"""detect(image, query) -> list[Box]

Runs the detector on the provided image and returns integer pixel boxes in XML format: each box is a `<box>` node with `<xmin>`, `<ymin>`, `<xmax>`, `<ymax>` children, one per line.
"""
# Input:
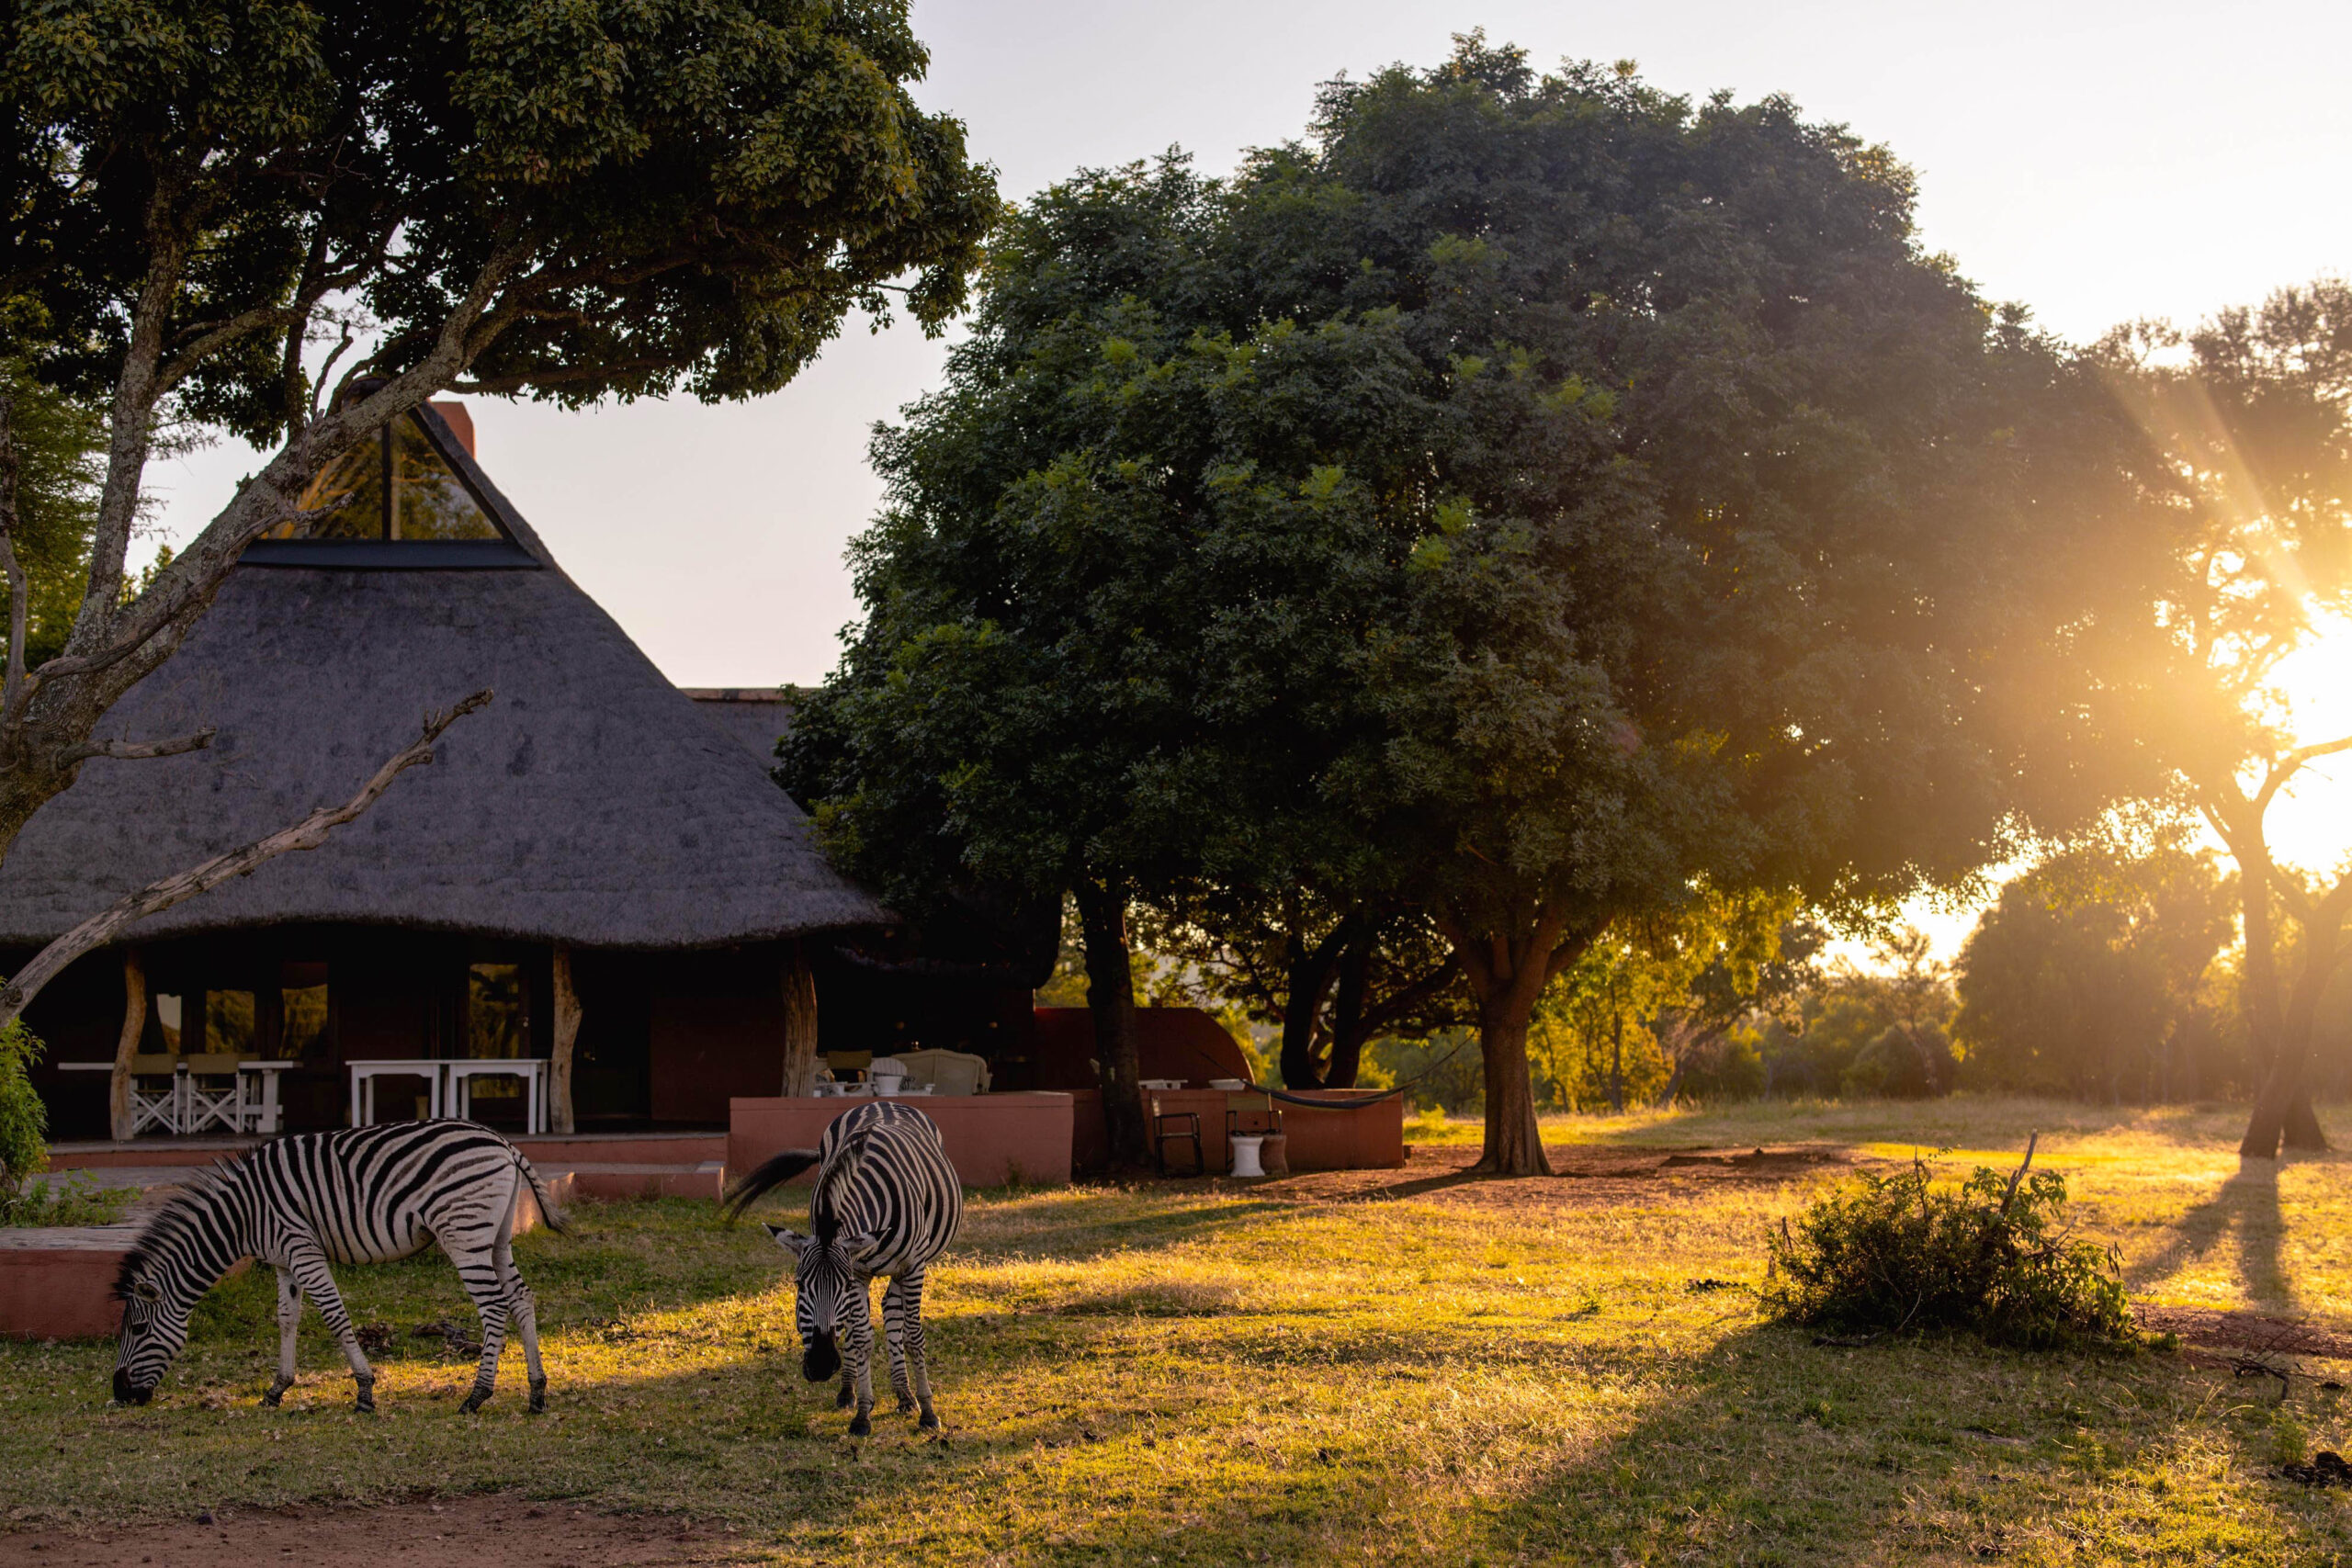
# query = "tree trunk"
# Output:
<box><xmin>1278</xmin><ymin>920</ymin><xmax>1350</xmax><ymax>1090</ymax></box>
<box><xmin>108</xmin><ymin>947</ymin><xmax>144</xmax><ymax>1142</ymax></box>
<box><xmin>1476</xmin><ymin>987</ymin><xmax>1551</xmax><ymax>1176</ymax></box>
<box><xmin>1326</xmin><ymin>925</ymin><xmax>1373</xmax><ymax>1089</ymax></box>
<box><xmin>548</xmin><ymin>944</ymin><xmax>581</xmax><ymax>1135</ymax></box>
<box><xmin>2242</xmin><ymin>921</ymin><xmax>2340</xmax><ymax>1157</ymax></box>
<box><xmin>1075</xmin><ymin>877</ymin><xmax>1148</xmax><ymax>1167</ymax></box>
<box><xmin>1608</xmin><ymin>1012</ymin><xmax>1624</xmax><ymax>1113</ymax></box>
<box><xmin>780</xmin><ymin>938</ymin><xmax>820</xmax><ymax>1097</ymax></box>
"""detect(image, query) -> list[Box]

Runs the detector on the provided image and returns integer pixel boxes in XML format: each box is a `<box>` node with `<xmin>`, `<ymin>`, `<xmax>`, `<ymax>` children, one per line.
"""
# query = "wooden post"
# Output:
<box><xmin>782</xmin><ymin>939</ymin><xmax>819</xmax><ymax>1097</ymax></box>
<box><xmin>109</xmin><ymin>948</ymin><xmax>145</xmax><ymax>1142</ymax></box>
<box><xmin>549</xmin><ymin>944</ymin><xmax>581</xmax><ymax>1136</ymax></box>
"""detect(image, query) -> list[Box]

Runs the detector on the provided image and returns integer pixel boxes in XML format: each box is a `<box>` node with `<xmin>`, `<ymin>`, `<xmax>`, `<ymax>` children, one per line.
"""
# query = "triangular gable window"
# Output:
<box><xmin>283</xmin><ymin>410</ymin><xmax>507</xmax><ymax>542</ymax></box>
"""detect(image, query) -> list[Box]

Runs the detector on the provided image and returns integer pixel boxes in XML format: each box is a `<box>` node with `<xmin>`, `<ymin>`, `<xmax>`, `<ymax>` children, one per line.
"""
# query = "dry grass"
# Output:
<box><xmin>7</xmin><ymin>1096</ymin><xmax>2352</xmax><ymax>1564</ymax></box>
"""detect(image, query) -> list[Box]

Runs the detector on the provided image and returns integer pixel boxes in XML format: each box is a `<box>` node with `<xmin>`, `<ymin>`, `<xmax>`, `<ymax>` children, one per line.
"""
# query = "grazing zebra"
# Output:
<box><xmin>724</xmin><ymin>1100</ymin><xmax>962</xmax><ymax>1435</ymax></box>
<box><xmin>112</xmin><ymin>1120</ymin><xmax>564</xmax><ymax>1415</ymax></box>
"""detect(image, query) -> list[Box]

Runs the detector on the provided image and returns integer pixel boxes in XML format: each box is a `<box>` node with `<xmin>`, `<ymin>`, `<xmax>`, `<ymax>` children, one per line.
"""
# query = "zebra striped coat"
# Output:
<box><xmin>723</xmin><ymin>1100</ymin><xmax>962</xmax><ymax>1434</ymax></box>
<box><xmin>112</xmin><ymin>1121</ymin><xmax>564</xmax><ymax>1414</ymax></box>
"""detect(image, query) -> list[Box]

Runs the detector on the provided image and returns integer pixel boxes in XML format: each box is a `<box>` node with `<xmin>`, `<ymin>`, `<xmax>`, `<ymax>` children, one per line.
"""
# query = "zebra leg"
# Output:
<box><xmin>288</xmin><ymin>1247</ymin><xmax>376</xmax><ymax>1413</ymax></box>
<box><xmin>835</xmin><ymin>1370</ymin><xmax>855</xmax><ymax>1410</ymax></box>
<box><xmin>844</xmin><ymin>1308</ymin><xmax>876</xmax><ymax>1438</ymax></box>
<box><xmin>898</xmin><ymin>1269</ymin><xmax>940</xmax><ymax>1430</ymax></box>
<box><xmin>263</xmin><ymin>1268</ymin><xmax>300</xmax><ymax>1407</ymax></box>
<box><xmin>492</xmin><ymin>1235</ymin><xmax>547</xmax><ymax>1415</ymax></box>
<box><xmin>882</xmin><ymin>1276</ymin><xmax>917</xmax><ymax>1415</ymax></box>
<box><xmin>448</xmin><ymin>1245</ymin><xmax>513</xmax><ymax>1415</ymax></box>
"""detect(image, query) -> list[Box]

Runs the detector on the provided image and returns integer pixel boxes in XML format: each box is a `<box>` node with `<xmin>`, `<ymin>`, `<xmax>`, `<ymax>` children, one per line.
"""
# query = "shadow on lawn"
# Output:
<box><xmin>1475</xmin><ymin>1324</ymin><xmax>2334</xmax><ymax>1567</ymax></box>
<box><xmin>2125</xmin><ymin>1156</ymin><xmax>2294</xmax><ymax>1313</ymax></box>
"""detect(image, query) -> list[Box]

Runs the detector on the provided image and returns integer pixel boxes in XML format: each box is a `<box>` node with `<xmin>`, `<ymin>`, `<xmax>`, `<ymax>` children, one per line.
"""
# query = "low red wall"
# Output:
<box><xmin>729</xmin><ymin>1093</ymin><xmax>1074</xmax><ymax>1189</ymax></box>
<box><xmin>1142</xmin><ymin>1089</ymin><xmax>1405</xmax><ymax>1173</ymax></box>
<box><xmin>0</xmin><ymin>1228</ymin><xmax>136</xmax><ymax>1339</ymax></box>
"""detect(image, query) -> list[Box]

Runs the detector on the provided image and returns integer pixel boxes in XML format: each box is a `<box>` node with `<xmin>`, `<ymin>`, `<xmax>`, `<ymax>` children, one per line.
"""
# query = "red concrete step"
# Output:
<box><xmin>514</xmin><ymin>1132</ymin><xmax>727</xmax><ymax>1168</ymax></box>
<box><xmin>543</xmin><ymin>1162</ymin><xmax>725</xmax><ymax>1201</ymax></box>
<box><xmin>0</xmin><ymin>1224</ymin><xmax>140</xmax><ymax>1338</ymax></box>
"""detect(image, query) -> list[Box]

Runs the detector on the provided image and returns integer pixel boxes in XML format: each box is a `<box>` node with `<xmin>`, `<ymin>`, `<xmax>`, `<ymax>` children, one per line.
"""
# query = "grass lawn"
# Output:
<box><xmin>7</xmin><ymin>1096</ymin><xmax>2352</xmax><ymax>1564</ymax></box>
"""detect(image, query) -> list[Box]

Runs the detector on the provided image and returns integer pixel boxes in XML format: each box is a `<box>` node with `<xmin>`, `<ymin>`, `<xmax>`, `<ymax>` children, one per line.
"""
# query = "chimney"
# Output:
<box><xmin>431</xmin><ymin>400</ymin><xmax>476</xmax><ymax>457</ymax></box>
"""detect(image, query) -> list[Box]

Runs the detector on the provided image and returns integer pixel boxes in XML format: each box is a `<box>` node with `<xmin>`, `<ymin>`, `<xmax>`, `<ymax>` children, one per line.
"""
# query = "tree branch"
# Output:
<box><xmin>0</xmin><ymin>689</ymin><xmax>492</xmax><ymax>1022</ymax></box>
<box><xmin>61</xmin><ymin>730</ymin><xmax>216</xmax><ymax>764</ymax></box>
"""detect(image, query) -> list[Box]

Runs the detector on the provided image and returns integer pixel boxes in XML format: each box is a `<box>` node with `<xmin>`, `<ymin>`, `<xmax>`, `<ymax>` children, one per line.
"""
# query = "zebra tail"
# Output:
<box><xmin>514</xmin><ymin>1153</ymin><xmax>570</xmax><ymax>1235</ymax></box>
<box><xmin>721</xmin><ymin>1149</ymin><xmax>822</xmax><ymax>1223</ymax></box>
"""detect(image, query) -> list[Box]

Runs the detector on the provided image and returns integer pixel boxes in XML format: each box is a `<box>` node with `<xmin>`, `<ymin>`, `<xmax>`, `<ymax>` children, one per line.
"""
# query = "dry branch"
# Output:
<box><xmin>0</xmin><ymin>688</ymin><xmax>492</xmax><ymax>1023</ymax></box>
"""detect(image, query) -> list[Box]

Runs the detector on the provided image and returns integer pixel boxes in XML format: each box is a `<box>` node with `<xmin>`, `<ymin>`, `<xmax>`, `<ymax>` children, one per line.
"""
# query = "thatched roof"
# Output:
<box><xmin>0</xmin><ymin>411</ymin><xmax>888</xmax><ymax>950</ymax></box>
<box><xmin>684</xmin><ymin>688</ymin><xmax>793</xmax><ymax>763</ymax></box>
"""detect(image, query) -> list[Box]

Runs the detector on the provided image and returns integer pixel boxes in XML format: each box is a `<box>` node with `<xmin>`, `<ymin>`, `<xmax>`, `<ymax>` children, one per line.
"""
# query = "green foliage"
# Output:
<box><xmin>1</xmin><ymin>1170</ymin><xmax>129</xmax><ymax>1227</ymax></box>
<box><xmin>0</xmin><ymin>1019</ymin><xmax>50</xmax><ymax>1196</ymax></box>
<box><xmin>1368</xmin><ymin>1029</ymin><xmax>1486</xmax><ymax>1114</ymax></box>
<box><xmin>1839</xmin><ymin>1023</ymin><xmax>1957</xmax><ymax>1100</ymax></box>
<box><xmin>1764</xmin><ymin>1158</ymin><xmax>2138</xmax><ymax>1349</ymax></box>
<box><xmin>1679</xmin><ymin>1030</ymin><xmax>1768</xmax><ymax>1102</ymax></box>
<box><xmin>1</xmin><ymin>0</ymin><xmax>997</xmax><ymax>431</ymax></box>
<box><xmin>1955</xmin><ymin>836</ymin><xmax>2239</xmax><ymax>1099</ymax></box>
<box><xmin>0</xmin><ymin>363</ymin><xmax>103</xmax><ymax>663</ymax></box>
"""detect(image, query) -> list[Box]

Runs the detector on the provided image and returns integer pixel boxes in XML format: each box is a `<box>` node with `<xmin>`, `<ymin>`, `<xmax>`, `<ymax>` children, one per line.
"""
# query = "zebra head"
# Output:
<box><xmin>764</xmin><ymin>1224</ymin><xmax>878</xmax><ymax>1382</ymax></box>
<box><xmin>111</xmin><ymin>1267</ymin><xmax>191</xmax><ymax>1405</ymax></box>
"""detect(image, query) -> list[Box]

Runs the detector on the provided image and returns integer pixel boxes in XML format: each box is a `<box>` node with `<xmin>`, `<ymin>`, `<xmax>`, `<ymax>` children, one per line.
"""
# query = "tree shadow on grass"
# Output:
<box><xmin>2125</xmin><ymin>1156</ymin><xmax>2294</xmax><ymax>1314</ymax></box>
<box><xmin>1476</xmin><ymin>1322</ymin><xmax>2345</xmax><ymax>1566</ymax></box>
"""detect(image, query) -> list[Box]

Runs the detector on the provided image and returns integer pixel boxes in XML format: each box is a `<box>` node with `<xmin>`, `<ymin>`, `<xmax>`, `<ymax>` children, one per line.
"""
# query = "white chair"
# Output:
<box><xmin>181</xmin><ymin>1053</ymin><xmax>248</xmax><ymax>1134</ymax></box>
<box><xmin>128</xmin><ymin>1054</ymin><xmax>182</xmax><ymax>1135</ymax></box>
<box><xmin>893</xmin><ymin>1048</ymin><xmax>991</xmax><ymax>1096</ymax></box>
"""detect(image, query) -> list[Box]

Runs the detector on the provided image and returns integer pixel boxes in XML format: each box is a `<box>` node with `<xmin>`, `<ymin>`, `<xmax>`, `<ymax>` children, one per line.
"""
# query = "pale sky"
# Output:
<box><xmin>142</xmin><ymin>0</ymin><xmax>2350</xmax><ymax>952</ymax></box>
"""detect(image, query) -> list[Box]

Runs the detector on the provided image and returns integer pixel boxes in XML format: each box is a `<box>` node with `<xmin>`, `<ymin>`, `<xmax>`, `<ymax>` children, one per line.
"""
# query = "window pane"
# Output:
<box><xmin>468</xmin><ymin>964</ymin><xmax>526</xmax><ymax>1058</ymax></box>
<box><xmin>152</xmin><ymin>993</ymin><xmax>184</xmax><ymax>1054</ymax></box>
<box><xmin>208</xmin><ymin>990</ymin><xmax>256</xmax><ymax>1055</ymax></box>
<box><xmin>282</xmin><ymin>985</ymin><xmax>329</xmax><ymax>1060</ymax></box>
<box><xmin>293</xmin><ymin>436</ymin><xmax>386</xmax><ymax>539</ymax></box>
<box><xmin>390</xmin><ymin>419</ymin><xmax>501</xmax><ymax>540</ymax></box>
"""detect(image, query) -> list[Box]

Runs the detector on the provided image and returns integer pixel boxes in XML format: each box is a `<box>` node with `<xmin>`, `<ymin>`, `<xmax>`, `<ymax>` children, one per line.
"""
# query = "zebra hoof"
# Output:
<box><xmin>354</xmin><ymin>1381</ymin><xmax>376</xmax><ymax>1416</ymax></box>
<box><xmin>835</xmin><ymin>1384</ymin><xmax>854</xmax><ymax>1410</ymax></box>
<box><xmin>528</xmin><ymin>1379</ymin><xmax>548</xmax><ymax>1415</ymax></box>
<box><xmin>918</xmin><ymin>1410</ymin><xmax>940</xmax><ymax>1432</ymax></box>
<box><xmin>847</xmin><ymin>1414</ymin><xmax>872</xmax><ymax>1438</ymax></box>
<box><xmin>460</xmin><ymin>1386</ymin><xmax>492</xmax><ymax>1415</ymax></box>
<box><xmin>261</xmin><ymin>1389</ymin><xmax>284</xmax><ymax>1409</ymax></box>
<box><xmin>896</xmin><ymin>1394</ymin><xmax>918</xmax><ymax>1415</ymax></box>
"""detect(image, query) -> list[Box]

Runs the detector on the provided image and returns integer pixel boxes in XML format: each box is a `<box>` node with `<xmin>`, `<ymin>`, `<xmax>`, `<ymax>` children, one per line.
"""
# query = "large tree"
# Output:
<box><xmin>788</xmin><ymin>38</ymin><xmax>2173</xmax><ymax>1174</ymax></box>
<box><xmin>0</xmin><ymin>0</ymin><xmax>994</xmax><ymax>885</ymax></box>
<box><xmin>2084</xmin><ymin>280</ymin><xmax>2352</xmax><ymax>1156</ymax></box>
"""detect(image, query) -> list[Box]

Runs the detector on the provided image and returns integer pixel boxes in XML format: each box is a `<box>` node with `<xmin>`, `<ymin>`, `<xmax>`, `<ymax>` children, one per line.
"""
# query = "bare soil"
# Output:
<box><xmin>1238</xmin><ymin>1141</ymin><xmax>1856</xmax><ymax>1213</ymax></box>
<box><xmin>2137</xmin><ymin>1305</ymin><xmax>2352</xmax><ymax>1362</ymax></box>
<box><xmin>0</xmin><ymin>1496</ymin><xmax>744</xmax><ymax>1568</ymax></box>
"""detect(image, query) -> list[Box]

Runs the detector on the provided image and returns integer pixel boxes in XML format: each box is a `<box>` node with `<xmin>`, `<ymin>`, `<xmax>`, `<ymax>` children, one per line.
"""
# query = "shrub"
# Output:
<box><xmin>1763</xmin><ymin>1151</ymin><xmax>2138</xmax><ymax>1349</ymax></box>
<box><xmin>1839</xmin><ymin>1024</ymin><xmax>1957</xmax><ymax>1099</ymax></box>
<box><xmin>0</xmin><ymin>1019</ymin><xmax>49</xmax><ymax>1196</ymax></box>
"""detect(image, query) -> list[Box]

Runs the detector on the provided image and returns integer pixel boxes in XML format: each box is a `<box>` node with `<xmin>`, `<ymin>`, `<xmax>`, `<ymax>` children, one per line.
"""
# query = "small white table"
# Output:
<box><xmin>347</xmin><ymin>1058</ymin><xmax>549</xmax><ymax>1134</ymax></box>
<box><xmin>347</xmin><ymin>1059</ymin><xmax>445</xmax><ymax>1127</ymax></box>
<box><xmin>236</xmin><ymin>1061</ymin><xmax>299</xmax><ymax>1134</ymax></box>
<box><xmin>446</xmin><ymin>1058</ymin><xmax>548</xmax><ymax>1134</ymax></box>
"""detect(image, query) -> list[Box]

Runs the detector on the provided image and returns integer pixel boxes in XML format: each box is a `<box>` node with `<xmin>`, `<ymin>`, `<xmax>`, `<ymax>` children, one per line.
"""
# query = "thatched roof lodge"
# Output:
<box><xmin>6</xmin><ymin>403</ymin><xmax>1039</xmax><ymax>1141</ymax></box>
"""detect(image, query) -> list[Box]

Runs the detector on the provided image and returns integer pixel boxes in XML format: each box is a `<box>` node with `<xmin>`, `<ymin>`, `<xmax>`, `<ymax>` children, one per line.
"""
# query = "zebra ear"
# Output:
<box><xmin>840</xmin><ymin>1232</ymin><xmax>883</xmax><ymax>1258</ymax></box>
<box><xmin>763</xmin><ymin>1224</ymin><xmax>813</xmax><ymax>1258</ymax></box>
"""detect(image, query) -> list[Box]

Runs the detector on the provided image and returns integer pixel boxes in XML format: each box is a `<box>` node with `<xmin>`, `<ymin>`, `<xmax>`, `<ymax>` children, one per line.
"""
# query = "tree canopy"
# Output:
<box><xmin>786</xmin><ymin>36</ymin><xmax>2184</xmax><ymax>1171</ymax></box>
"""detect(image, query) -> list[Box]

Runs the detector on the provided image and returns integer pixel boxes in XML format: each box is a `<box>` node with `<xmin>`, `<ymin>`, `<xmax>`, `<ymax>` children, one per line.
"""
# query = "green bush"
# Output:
<box><xmin>1839</xmin><ymin>1024</ymin><xmax>1957</xmax><ymax>1099</ymax></box>
<box><xmin>0</xmin><ymin>1019</ymin><xmax>49</xmax><ymax>1197</ymax></box>
<box><xmin>1763</xmin><ymin>1156</ymin><xmax>2138</xmax><ymax>1349</ymax></box>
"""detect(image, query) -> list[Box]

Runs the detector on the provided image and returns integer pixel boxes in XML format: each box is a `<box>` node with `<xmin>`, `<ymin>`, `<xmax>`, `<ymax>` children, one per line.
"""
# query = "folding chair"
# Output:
<box><xmin>181</xmin><ymin>1053</ymin><xmax>248</xmax><ymax>1134</ymax></box>
<box><xmin>128</xmin><ymin>1054</ymin><xmax>183</xmax><ymax>1136</ymax></box>
<box><xmin>1150</xmin><ymin>1094</ymin><xmax>1204</xmax><ymax>1177</ymax></box>
<box><xmin>1224</xmin><ymin>1090</ymin><xmax>1283</xmax><ymax>1144</ymax></box>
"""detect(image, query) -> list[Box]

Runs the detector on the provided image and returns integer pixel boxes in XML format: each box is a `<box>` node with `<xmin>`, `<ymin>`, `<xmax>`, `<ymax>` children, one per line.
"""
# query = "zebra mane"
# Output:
<box><xmin>809</xmin><ymin>1126</ymin><xmax>875</xmax><ymax>1243</ymax></box>
<box><xmin>111</xmin><ymin>1158</ymin><xmax>244</xmax><ymax>1301</ymax></box>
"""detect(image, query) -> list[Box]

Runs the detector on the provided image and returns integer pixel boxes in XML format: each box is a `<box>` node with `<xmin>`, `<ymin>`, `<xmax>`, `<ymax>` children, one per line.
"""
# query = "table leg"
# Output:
<box><xmin>262</xmin><ymin>1071</ymin><xmax>280</xmax><ymax>1136</ymax></box>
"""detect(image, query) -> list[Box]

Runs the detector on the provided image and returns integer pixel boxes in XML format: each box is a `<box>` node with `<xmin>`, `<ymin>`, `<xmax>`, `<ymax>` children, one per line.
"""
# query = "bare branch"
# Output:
<box><xmin>61</xmin><ymin>730</ymin><xmax>215</xmax><ymax>764</ymax></box>
<box><xmin>2257</xmin><ymin>733</ymin><xmax>2352</xmax><ymax>814</ymax></box>
<box><xmin>0</xmin><ymin>689</ymin><xmax>492</xmax><ymax>1022</ymax></box>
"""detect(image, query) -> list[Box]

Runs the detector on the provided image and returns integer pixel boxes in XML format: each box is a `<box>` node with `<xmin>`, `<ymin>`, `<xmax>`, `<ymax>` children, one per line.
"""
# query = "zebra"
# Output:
<box><xmin>112</xmin><ymin>1120</ymin><xmax>565</xmax><ymax>1415</ymax></box>
<box><xmin>723</xmin><ymin>1099</ymin><xmax>963</xmax><ymax>1435</ymax></box>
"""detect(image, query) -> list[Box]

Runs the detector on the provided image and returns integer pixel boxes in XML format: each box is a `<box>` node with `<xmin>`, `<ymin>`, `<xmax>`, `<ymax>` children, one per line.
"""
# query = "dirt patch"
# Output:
<box><xmin>1229</xmin><ymin>1143</ymin><xmax>1856</xmax><ymax>1213</ymax></box>
<box><xmin>0</xmin><ymin>1496</ymin><xmax>744</xmax><ymax>1567</ymax></box>
<box><xmin>2138</xmin><ymin>1306</ymin><xmax>2352</xmax><ymax>1362</ymax></box>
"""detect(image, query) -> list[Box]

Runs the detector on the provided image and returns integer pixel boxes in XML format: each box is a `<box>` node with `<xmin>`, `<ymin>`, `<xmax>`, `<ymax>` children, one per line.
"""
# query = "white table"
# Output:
<box><xmin>348</xmin><ymin>1058</ymin><xmax>549</xmax><ymax>1134</ymax></box>
<box><xmin>446</xmin><ymin>1058</ymin><xmax>548</xmax><ymax>1134</ymax></box>
<box><xmin>347</xmin><ymin>1059</ymin><xmax>445</xmax><ymax>1127</ymax></box>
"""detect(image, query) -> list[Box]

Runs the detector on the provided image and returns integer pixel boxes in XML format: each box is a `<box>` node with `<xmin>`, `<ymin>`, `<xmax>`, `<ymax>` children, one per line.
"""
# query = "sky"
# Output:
<box><xmin>139</xmin><ymin>0</ymin><xmax>2351</xmax><ymax>947</ymax></box>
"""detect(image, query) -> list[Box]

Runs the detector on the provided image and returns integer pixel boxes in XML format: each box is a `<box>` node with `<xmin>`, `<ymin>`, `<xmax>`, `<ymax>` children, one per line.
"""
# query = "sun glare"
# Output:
<box><xmin>2261</xmin><ymin>618</ymin><xmax>2352</xmax><ymax>876</ymax></box>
